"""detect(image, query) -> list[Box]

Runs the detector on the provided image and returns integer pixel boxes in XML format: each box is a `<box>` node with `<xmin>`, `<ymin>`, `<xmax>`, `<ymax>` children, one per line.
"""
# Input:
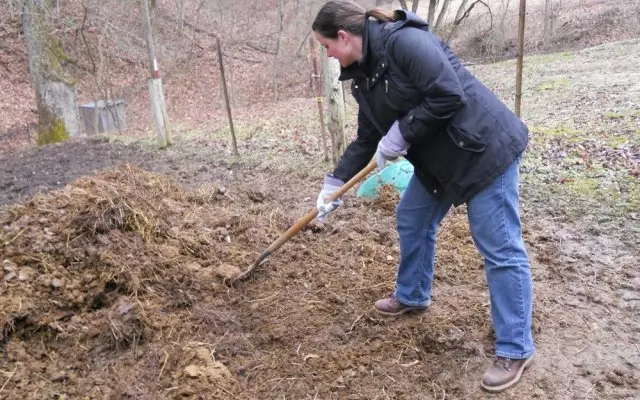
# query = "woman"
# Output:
<box><xmin>313</xmin><ymin>0</ymin><xmax>535</xmax><ymax>394</ymax></box>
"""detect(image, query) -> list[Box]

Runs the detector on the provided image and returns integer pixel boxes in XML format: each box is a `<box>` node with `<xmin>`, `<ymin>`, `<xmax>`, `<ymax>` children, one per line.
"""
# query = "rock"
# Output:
<box><xmin>3</xmin><ymin>259</ymin><xmax>17</xmax><ymax>272</ymax></box>
<box><xmin>184</xmin><ymin>365</ymin><xmax>200</xmax><ymax>378</ymax></box>
<box><xmin>196</xmin><ymin>347</ymin><xmax>211</xmax><ymax>362</ymax></box>
<box><xmin>203</xmin><ymin>361</ymin><xmax>232</xmax><ymax>383</ymax></box>
<box><xmin>51</xmin><ymin>372</ymin><xmax>68</xmax><ymax>382</ymax></box>
<box><xmin>51</xmin><ymin>278</ymin><xmax>65</xmax><ymax>289</ymax></box>
<box><xmin>160</xmin><ymin>244</ymin><xmax>180</xmax><ymax>259</ymax></box>
<box><xmin>185</xmin><ymin>261</ymin><xmax>203</xmax><ymax>272</ymax></box>
<box><xmin>214</xmin><ymin>264</ymin><xmax>241</xmax><ymax>280</ymax></box>
<box><xmin>4</xmin><ymin>271</ymin><xmax>17</xmax><ymax>282</ymax></box>
<box><xmin>247</xmin><ymin>188</ymin><xmax>269</xmax><ymax>203</ymax></box>
<box><xmin>115</xmin><ymin>297</ymin><xmax>135</xmax><ymax>315</ymax></box>
<box><xmin>18</xmin><ymin>267</ymin><xmax>35</xmax><ymax>281</ymax></box>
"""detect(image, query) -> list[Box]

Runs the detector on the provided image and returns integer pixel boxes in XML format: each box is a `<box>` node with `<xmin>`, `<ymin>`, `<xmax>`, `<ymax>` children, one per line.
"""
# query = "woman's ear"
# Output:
<box><xmin>336</xmin><ymin>30</ymin><xmax>349</xmax><ymax>42</ymax></box>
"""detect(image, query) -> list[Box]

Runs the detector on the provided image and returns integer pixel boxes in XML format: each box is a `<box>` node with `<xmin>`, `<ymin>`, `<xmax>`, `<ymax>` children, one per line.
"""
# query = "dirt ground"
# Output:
<box><xmin>1</xmin><ymin>41</ymin><xmax>639</xmax><ymax>399</ymax></box>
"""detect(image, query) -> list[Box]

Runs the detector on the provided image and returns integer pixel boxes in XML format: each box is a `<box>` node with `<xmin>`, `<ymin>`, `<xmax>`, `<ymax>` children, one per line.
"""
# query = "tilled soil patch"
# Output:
<box><xmin>0</xmin><ymin>165</ymin><xmax>505</xmax><ymax>399</ymax></box>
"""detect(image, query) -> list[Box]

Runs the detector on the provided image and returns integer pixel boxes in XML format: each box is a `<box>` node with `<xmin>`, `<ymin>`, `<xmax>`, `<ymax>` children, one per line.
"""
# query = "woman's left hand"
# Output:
<box><xmin>375</xmin><ymin>121</ymin><xmax>409</xmax><ymax>171</ymax></box>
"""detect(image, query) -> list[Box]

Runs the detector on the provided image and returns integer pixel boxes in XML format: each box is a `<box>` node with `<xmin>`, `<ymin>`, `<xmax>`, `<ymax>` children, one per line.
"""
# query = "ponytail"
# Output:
<box><xmin>365</xmin><ymin>8</ymin><xmax>398</xmax><ymax>22</ymax></box>
<box><xmin>312</xmin><ymin>1</ymin><xmax>398</xmax><ymax>38</ymax></box>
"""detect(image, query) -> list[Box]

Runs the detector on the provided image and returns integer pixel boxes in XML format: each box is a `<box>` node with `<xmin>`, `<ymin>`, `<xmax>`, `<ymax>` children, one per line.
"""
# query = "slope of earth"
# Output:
<box><xmin>0</xmin><ymin>41</ymin><xmax>638</xmax><ymax>399</ymax></box>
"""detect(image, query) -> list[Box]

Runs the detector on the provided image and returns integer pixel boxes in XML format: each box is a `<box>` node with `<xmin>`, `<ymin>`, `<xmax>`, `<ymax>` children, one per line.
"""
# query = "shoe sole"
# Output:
<box><xmin>373</xmin><ymin>305</ymin><xmax>427</xmax><ymax>317</ymax></box>
<box><xmin>480</xmin><ymin>355</ymin><xmax>535</xmax><ymax>393</ymax></box>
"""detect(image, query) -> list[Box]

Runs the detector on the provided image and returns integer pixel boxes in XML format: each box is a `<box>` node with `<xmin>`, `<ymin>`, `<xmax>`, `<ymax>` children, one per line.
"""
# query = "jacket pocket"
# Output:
<box><xmin>446</xmin><ymin>124</ymin><xmax>486</xmax><ymax>153</ymax></box>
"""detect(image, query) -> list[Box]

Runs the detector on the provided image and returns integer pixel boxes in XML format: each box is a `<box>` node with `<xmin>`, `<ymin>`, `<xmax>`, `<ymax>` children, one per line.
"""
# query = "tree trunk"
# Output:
<box><xmin>273</xmin><ymin>0</ymin><xmax>284</xmax><ymax>101</ymax></box>
<box><xmin>427</xmin><ymin>0</ymin><xmax>437</xmax><ymax>26</ymax></box>
<box><xmin>216</xmin><ymin>37</ymin><xmax>238</xmax><ymax>156</ymax></box>
<box><xmin>500</xmin><ymin>0</ymin><xmax>512</xmax><ymax>30</ymax></box>
<box><xmin>434</xmin><ymin>0</ymin><xmax>450</xmax><ymax>33</ymax></box>
<box><xmin>178</xmin><ymin>0</ymin><xmax>185</xmax><ymax>33</ymax></box>
<box><xmin>544</xmin><ymin>0</ymin><xmax>553</xmax><ymax>46</ymax></box>
<box><xmin>445</xmin><ymin>0</ymin><xmax>469</xmax><ymax>43</ymax></box>
<box><xmin>309</xmin><ymin>38</ymin><xmax>329</xmax><ymax>162</ymax></box>
<box><xmin>23</xmin><ymin>0</ymin><xmax>80</xmax><ymax>145</ymax></box>
<box><xmin>322</xmin><ymin>52</ymin><xmax>346</xmax><ymax>165</ymax></box>
<box><xmin>411</xmin><ymin>0</ymin><xmax>420</xmax><ymax>14</ymax></box>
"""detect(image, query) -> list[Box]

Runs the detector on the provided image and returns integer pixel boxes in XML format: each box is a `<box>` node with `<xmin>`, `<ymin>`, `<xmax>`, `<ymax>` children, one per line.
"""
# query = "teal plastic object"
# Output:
<box><xmin>356</xmin><ymin>159</ymin><xmax>414</xmax><ymax>198</ymax></box>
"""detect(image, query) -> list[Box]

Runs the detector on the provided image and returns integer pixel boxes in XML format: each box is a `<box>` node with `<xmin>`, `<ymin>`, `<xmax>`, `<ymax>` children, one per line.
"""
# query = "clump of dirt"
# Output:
<box><xmin>368</xmin><ymin>183</ymin><xmax>401</xmax><ymax>212</ymax></box>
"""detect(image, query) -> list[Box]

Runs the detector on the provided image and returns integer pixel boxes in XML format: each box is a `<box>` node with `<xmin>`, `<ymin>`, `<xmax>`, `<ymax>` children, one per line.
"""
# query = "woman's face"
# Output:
<box><xmin>314</xmin><ymin>30</ymin><xmax>362</xmax><ymax>68</ymax></box>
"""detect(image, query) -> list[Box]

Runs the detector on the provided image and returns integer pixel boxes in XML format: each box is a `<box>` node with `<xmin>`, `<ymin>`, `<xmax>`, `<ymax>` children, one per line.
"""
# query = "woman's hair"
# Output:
<box><xmin>312</xmin><ymin>0</ymin><xmax>397</xmax><ymax>39</ymax></box>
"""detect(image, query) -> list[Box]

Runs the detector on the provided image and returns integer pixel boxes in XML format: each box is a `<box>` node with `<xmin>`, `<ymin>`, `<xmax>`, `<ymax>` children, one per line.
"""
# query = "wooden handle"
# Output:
<box><xmin>265</xmin><ymin>159</ymin><xmax>377</xmax><ymax>255</ymax></box>
<box><xmin>232</xmin><ymin>159</ymin><xmax>377</xmax><ymax>283</ymax></box>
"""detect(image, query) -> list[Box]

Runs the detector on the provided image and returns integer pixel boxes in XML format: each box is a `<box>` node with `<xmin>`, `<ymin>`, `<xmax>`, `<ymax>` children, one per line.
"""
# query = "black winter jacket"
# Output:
<box><xmin>331</xmin><ymin>11</ymin><xmax>528</xmax><ymax>206</ymax></box>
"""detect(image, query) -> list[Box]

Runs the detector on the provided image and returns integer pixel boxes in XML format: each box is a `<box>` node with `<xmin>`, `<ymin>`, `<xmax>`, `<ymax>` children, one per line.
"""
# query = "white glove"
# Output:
<box><xmin>316</xmin><ymin>175</ymin><xmax>344</xmax><ymax>222</ymax></box>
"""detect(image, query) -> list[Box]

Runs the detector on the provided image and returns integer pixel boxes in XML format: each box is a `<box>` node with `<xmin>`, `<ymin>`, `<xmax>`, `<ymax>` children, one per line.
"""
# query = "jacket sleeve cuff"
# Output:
<box><xmin>398</xmin><ymin>112</ymin><xmax>416</xmax><ymax>143</ymax></box>
<box><xmin>324</xmin><ymin>174</ymin><xmax>345</xmax><ymax>187</ymax></box>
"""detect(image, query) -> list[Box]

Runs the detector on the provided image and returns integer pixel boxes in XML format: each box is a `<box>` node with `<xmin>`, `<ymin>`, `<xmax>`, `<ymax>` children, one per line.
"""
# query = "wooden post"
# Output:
<box><xmin>309</xmin><ymin>38</ymin><xmax>329</xmax><ymax>162</ymax></box>
<box><xmin>515</xmin><ymin>0</ymin><xmax>526</xmax><ymax>117</ymax></box>
<box><xmin>216</xmin><ymin>37</ymin><xmax>238</xmax><ymax>156</ymax></box>
<box><xmin>140</xmin><ymin>0</ymin><xmax>171</xmax><ymax>147</ymax></box>
<box><xmin>322</xmin><ymin>54</ymin><xmax>346</xmax><ymax>165</ymax></box>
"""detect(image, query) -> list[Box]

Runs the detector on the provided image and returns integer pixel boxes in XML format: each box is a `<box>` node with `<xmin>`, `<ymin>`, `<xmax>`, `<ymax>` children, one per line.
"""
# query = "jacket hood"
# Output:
<box><xmin>391</xmin><ymin>9</ymin><xmax>429</xmax><ymax>32</ymax></box>
<box><xmin>338</xmin><ymin>11</ymin><xmax>429</xmax><ymax>81</ymax></box>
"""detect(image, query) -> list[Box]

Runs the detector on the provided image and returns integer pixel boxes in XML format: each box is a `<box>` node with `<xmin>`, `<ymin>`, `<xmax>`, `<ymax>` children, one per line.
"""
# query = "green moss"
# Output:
<box><xmin>625</xmin><ymin>177</ymin><xmax>640</xmax><ymax>213</ymax></box>
<box><xmin>46</xmin><ymin>35</ymin><xmax>76</xmax><ymax>86</ymax></box>
<box><xmin>603</xmin><ymin>111</ymin><xmax>625</xmax><ymax>120</ymax></box>
<box><xmin>33</xmin><ymin>6</ymin><xmax>76</xmax><ymax>87</ymax></box>
<box><xmin>38</xmin><ymin>118</ymin><xmax>69</xmax><ymax>145</ymax></box>
<box><xmin>563</xmin><ymin>178</ymin><xmax>600</xmax><ymax>196</ymax></box>
<box><xmin>538</xmin><ymin>52</ymin><xmax>574</xmax><ymax>63</ymax></box>
<box><xmin>606</xmin><ymin>136</ymin><xmax>629</xmax><ymax>149</ymax></box>
<box><xmin>531</xmin><ymin>124</ymin><xmax>582</xmax><ymax>138</ymax></box>
<box><xmin>536</xmin><ymin>77</ymin><xmax>571</xmax><ymax>91</ymax></box>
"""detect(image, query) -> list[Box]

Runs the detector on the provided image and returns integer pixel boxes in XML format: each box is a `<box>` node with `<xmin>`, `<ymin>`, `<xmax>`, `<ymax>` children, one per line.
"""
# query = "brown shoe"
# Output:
<box><xmin>480</xmin><ymin>355</ymin><xmax>534</xmax><ymax>393</ymax></box>
<box><xmin>374</xmin><ymin>297</ymin><xmax>429</xmax><ymax>316</ymax></box>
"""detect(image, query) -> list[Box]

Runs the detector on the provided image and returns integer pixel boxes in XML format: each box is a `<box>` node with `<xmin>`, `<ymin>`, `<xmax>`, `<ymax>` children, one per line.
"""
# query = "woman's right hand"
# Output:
<box><xmin>316</xmin><ymin>175</ymin><xmax>344</xmax><ymax>222</ymax></box>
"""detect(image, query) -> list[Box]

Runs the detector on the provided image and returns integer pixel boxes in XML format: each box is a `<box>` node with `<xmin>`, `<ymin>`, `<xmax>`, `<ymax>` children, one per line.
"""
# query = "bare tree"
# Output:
<box><xmin>445</xmin><ymin>0</ymin><xmax>494</xmax><ymax>43</ymax></box>
<box><xmin>543</xmin><ymin>0</ymin><xmax>555</xmax><ymax>46</ymax></box>
<box><xmin>273</xmin><ymin>0</ymin><xmax>285</xmax><ymax>100</ymax></box>
<box><xmin>216</xmin><ymin>37</ymin><xmax>238</xmax><ymax>156</ymax></box>
<box><xmin>500</xmin><ymin>0</ymin><xmax>511</xmax><ymax>29</ymax></box>
<box><xmin>427</xmin><ymin>0</ymin><xmax>437</xmax><ymax>26</ymax></box>
<box><xmin>23</xmin><ymin>0</ymin><xmax>81</xmax><ymax>145</ymax></box>
<box><xmin>178</xmin><ymin>0</ymin><xmax>185</xmax><ymax>33</ymax></box>
<box><xmin>434</xmin><ymin>0</ymin><xmax>450</xmax><ymax>33</ymax></box>
<box><xmin>412</xmin><ymin>0</ymin><xmax>421</xmax><ymax>14</ymax></box>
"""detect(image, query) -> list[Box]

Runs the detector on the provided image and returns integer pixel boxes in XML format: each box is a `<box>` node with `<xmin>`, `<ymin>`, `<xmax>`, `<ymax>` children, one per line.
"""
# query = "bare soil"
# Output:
<box><xmin>0</xmin><ymin>41</ymin><xmax>639</xmax><ymax>399</ymax></box>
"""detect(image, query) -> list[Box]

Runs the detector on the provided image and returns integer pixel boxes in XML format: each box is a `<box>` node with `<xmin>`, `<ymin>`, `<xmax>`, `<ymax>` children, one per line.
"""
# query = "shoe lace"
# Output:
<box><xmin>493</xmin><ymin>357</ymin><xmax>513</xmax><ymax>371</ymax></box>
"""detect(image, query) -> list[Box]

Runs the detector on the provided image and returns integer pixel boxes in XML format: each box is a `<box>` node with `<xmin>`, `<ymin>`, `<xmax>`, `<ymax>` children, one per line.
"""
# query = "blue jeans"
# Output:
<box><xmin>394</xmin><ymin>158</ymin><xmax>535</xmax><ymax>359</ymax></box>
